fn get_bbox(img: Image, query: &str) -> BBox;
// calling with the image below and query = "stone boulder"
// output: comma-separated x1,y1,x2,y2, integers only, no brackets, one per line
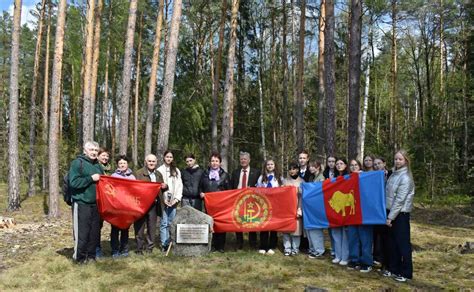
169,206,213,256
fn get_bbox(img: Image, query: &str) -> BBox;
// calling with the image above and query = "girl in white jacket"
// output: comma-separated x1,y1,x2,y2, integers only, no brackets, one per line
157,150,183,252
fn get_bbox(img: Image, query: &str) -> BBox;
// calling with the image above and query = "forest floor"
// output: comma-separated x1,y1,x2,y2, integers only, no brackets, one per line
0,184,473,291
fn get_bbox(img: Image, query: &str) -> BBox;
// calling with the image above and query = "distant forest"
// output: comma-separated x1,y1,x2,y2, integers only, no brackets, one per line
1,0,473,214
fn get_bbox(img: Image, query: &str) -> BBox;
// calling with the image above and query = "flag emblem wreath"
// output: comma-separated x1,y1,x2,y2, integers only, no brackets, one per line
232,192,272,229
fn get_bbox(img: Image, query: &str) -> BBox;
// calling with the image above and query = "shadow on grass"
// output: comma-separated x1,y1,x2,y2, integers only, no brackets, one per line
56,247,74,259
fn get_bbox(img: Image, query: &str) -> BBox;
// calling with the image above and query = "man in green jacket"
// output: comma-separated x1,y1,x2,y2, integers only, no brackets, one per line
69,141,103,263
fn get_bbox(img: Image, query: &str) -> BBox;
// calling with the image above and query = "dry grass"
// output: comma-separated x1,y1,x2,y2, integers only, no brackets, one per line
0,184,473,290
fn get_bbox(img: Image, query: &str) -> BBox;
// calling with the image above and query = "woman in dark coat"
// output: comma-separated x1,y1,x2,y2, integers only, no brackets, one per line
199,152,230,252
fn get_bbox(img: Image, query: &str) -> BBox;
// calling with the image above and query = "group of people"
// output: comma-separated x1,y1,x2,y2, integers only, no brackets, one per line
68,141,414,283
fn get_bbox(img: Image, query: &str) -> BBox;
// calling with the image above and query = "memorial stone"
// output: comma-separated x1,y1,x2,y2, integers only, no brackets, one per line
170,205,213,256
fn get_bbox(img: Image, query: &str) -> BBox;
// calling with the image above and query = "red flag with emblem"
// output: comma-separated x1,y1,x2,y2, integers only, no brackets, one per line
322,173,363,227
96,176,161,229
204,186,298,233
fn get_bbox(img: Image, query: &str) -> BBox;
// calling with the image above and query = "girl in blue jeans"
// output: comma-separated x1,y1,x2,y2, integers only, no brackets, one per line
330,158,349,265
157,150,183,252
347,159,373,272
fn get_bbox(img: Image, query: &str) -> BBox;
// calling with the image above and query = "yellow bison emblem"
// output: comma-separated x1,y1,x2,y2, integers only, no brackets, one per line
329,190,356,216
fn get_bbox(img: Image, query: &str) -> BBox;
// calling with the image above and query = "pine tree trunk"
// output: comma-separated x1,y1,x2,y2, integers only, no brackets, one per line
156,0,183,158
48,0,67,218
118,0,138,155
281,0,289,168
389,0,398,151
257,24,267,160
324,0,336,156
8,0,22,211
90,0,103,137
316,0,326,159
296,0,306,153
27,0,47,197
211,0,227,152
42,2,52,191
347,0,362,160
102,0,113,147
82,0,96,143
220,0,240,172
132,14,143,167
144,0,164,157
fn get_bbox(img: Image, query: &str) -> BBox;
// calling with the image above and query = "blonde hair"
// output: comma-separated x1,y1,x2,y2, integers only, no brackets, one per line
395,149,415,186
395,149,411,170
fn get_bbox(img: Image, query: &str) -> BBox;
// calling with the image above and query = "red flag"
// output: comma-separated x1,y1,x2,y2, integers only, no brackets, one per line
204,186,298,233
323,173,363,227
96,176,161,229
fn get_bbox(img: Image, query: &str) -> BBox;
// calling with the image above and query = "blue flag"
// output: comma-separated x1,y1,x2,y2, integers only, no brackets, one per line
302,171,386,229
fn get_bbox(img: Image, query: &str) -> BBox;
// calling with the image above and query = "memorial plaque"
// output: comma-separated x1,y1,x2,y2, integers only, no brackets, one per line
176,224,209,244
170,206,214,256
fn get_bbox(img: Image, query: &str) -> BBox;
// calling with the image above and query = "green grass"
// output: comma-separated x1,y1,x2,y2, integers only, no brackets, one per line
1,184,473,290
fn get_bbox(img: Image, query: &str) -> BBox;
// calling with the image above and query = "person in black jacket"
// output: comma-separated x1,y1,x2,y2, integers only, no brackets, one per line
298,150,313,182
230,151,261,250
181,153,204,211
200,152,231,252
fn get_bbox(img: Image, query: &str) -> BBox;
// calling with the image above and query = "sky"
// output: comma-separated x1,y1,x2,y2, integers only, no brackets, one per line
1,0,41,29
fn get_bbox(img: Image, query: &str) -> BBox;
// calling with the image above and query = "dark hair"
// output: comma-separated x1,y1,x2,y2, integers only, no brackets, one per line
98,147,110,156
323,156,339,178
298,150,309,157
335,158,349,176
349,159,363,173
309,160,324,175
184,153,195,160
261,159,283,185
375,156,386,163
163,150,178,176
209,151,222,163
116,154,129,164
363,154,375,171
288,161,300,170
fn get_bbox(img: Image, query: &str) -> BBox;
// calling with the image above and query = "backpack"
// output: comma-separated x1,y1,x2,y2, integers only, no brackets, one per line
63,159,83,206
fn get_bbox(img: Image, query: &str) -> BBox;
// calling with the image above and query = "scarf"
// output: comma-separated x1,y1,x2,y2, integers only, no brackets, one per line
266,174,274,188
209,168,220,181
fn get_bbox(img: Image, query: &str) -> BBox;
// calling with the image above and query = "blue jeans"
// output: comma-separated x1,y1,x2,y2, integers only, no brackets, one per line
331,227,349,261
160,206,177,248
329,228,336,255
282,233,301,253
348,225,373,265
307,229,325,254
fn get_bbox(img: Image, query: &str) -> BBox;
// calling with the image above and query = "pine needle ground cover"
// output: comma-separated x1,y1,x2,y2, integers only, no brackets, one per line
0,185,472,290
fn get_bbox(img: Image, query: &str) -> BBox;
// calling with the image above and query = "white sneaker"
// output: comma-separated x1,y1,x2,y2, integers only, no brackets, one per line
258,249,266,254
339,260,348,266
266,249,275,255
332,258,341,264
